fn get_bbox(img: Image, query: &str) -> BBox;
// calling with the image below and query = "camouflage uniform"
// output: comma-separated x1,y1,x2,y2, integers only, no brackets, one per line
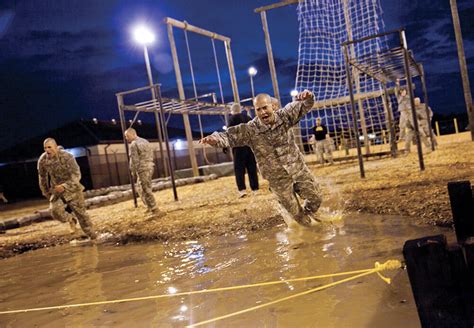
38,149,96,238
396,93,412,141
129,137,157,211
416,104,437,147
404,104,432,152
210,97,322,225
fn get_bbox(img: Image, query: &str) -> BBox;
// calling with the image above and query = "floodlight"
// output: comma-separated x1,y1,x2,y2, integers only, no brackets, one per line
132,25,155,45
248,66,257,77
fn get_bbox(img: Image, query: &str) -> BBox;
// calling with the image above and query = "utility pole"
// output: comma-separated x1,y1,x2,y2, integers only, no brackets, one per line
450,0,474,141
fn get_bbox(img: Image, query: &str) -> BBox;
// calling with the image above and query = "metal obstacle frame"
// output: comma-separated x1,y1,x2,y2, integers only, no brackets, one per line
116,84,178,206
342,28,436,178
163,17,241,177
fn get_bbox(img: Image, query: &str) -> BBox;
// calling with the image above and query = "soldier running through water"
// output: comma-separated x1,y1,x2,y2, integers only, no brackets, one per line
124,128,166,219
200,90,322,227
37,138,96,240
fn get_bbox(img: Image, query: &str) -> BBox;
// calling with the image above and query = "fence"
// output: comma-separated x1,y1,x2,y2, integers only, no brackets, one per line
86,146,232,189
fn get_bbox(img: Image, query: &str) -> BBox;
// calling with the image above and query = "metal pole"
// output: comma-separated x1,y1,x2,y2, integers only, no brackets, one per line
166,23,199,177
343,45,365,178
400,30,424,171
224,40,240,103
260,11,281,104
343,0,370,155
116,94,138,207
382,83,397,157
250,74,255,99
419,64,436,151
155,85,178,201
143,46,168,176
450,0,474,141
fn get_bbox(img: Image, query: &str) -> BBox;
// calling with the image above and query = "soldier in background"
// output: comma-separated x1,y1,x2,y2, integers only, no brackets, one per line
200,90,322,227
395,79,411,142
124,128,165,218
312,117,334,165
37,138,96,239
227,103,259,198
416,99,437,148
404,98,432,152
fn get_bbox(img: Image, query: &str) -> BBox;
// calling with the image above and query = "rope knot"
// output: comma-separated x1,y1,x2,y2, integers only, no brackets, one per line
374,260,402,284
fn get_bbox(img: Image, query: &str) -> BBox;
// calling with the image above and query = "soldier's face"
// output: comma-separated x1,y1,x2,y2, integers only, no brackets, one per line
44,141,58,158
255,98,275,125
124,132,134,143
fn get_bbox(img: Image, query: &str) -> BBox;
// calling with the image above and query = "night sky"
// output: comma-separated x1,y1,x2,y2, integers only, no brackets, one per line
1,0,473,152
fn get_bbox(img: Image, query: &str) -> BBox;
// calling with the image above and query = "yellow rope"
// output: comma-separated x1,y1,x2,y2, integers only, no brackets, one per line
0,260,401,316
186,260,401,327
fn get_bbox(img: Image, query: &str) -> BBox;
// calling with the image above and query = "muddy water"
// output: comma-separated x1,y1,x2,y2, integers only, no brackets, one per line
0,214,450,327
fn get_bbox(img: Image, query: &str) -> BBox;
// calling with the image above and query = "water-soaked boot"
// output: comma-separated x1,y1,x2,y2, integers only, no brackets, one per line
293,212,312,227
68,217,82,235
302,200,322,223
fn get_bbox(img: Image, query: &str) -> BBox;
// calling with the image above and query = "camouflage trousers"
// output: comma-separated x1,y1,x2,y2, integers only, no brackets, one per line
50,192,96,239
137,167,156,211
399,111,412,140
314,140,334,164
270,166,322,222
404,121,431,152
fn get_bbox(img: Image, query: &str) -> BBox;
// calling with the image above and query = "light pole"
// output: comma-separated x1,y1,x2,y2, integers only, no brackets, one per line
132,25,168,176
248,66,257,100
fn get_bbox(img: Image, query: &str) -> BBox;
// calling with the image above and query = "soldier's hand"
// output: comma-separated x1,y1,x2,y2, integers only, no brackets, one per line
296,90,313,101
199,136,218,145
54,184,65,193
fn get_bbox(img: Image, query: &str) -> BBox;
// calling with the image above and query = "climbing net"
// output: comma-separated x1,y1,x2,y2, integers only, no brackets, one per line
295,0,399,151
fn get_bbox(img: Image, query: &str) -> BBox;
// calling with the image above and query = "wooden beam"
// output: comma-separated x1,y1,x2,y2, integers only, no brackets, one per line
260,11,281,104
310,88,395,110
164,17,230,42
254,0,300,13
224,40,240,103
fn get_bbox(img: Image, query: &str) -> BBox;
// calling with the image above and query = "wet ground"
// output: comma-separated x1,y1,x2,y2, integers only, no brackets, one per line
0,213,452,327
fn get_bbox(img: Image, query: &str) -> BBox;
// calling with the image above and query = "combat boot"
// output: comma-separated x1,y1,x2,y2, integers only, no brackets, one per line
146,207,166,220
68,217,82,235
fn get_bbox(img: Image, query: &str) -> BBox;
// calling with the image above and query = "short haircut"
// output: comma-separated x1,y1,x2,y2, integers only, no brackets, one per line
125,128,137,136
43,137,57,146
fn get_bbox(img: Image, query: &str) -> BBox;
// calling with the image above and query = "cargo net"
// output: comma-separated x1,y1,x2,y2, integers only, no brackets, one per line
294,0,399,152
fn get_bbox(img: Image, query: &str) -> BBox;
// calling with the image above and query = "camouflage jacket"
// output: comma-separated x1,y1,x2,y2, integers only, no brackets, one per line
129,137,154,174
396,94,410,113
210,97,315,181
416,105,433,122
37,149,84,200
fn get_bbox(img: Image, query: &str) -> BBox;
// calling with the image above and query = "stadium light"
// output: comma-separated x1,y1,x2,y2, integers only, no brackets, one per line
248,66,257,100
132,25,155,45
248,66,257,77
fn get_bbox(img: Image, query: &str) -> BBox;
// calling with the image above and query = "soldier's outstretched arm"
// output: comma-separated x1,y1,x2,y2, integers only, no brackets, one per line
199,123,251,148
280,90,315,126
